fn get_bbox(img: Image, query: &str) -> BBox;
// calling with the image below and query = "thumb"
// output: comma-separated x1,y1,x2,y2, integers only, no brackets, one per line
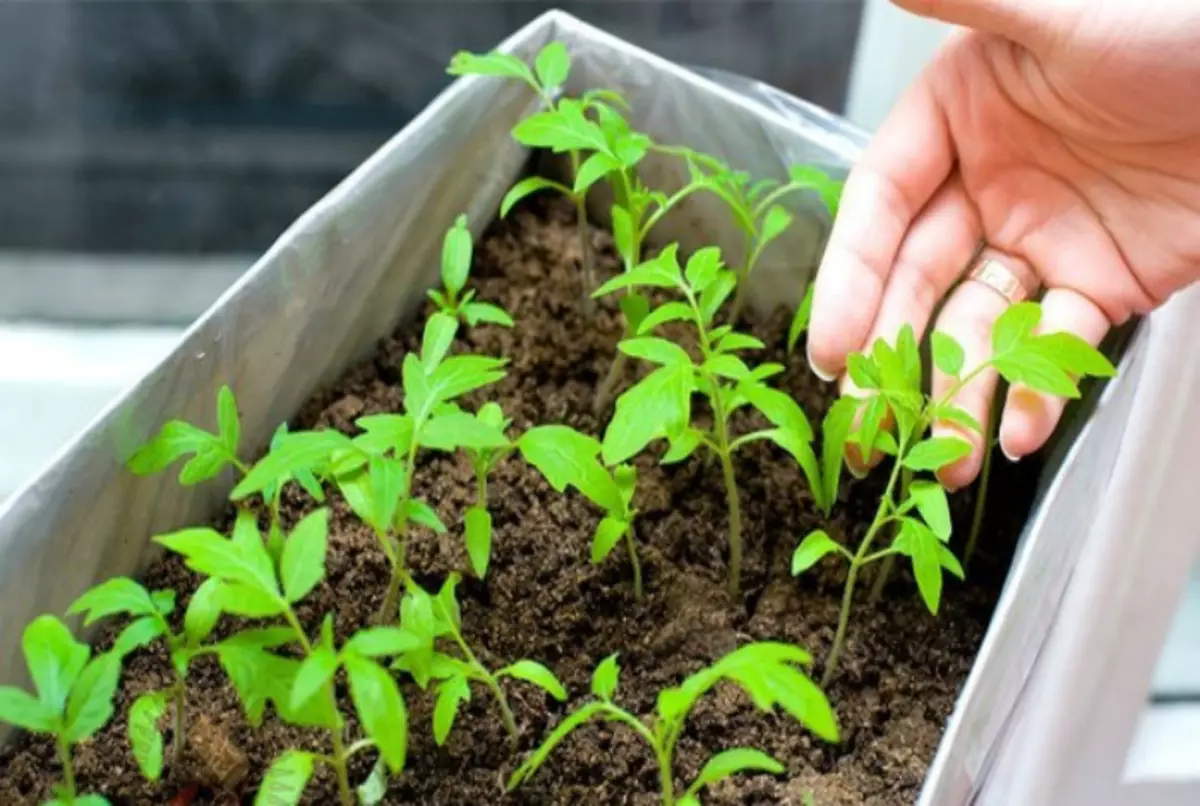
891,0,1067,47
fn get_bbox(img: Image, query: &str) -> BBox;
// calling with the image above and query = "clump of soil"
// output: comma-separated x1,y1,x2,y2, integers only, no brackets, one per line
0,195,1038,805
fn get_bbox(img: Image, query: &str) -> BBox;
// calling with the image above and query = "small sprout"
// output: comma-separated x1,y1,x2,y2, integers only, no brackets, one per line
128,384,246,484
428,215,514,329
593,245,825,595
517,425,643,599
390,574,566,748
798,302,1117,685
457,402,512,577
0,615,123,805
509,642,837,804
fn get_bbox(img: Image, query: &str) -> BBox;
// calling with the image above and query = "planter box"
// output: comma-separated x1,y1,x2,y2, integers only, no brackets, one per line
2,10,1199,805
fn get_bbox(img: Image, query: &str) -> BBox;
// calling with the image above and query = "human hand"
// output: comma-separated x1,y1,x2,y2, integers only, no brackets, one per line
807,0,1200,489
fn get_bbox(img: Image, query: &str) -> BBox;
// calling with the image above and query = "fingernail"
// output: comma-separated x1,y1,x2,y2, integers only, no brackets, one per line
806,343,837,383
1000,442,1021,463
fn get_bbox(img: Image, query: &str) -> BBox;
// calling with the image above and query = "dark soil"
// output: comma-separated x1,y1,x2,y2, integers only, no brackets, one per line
0,195,1038,805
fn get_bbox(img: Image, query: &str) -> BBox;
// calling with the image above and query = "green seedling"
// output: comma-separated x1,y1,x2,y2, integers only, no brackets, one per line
229,312,509,621
128,384,247,483
155,508,410,806
592,244,828,595
508,643,837,805
657,147,843,323
795,302,1117,685
429,215,514,328
517,425,643,600
390,574,566,749
0,615,123,805
454,402,513,578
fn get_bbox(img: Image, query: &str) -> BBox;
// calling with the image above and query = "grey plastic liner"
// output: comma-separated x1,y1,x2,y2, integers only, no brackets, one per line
2,10,1197,804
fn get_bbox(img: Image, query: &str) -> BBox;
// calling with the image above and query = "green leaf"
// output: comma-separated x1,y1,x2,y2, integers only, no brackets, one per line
355,414,415,457
903,437,972,471
357,757,389,805
1033,332,1116,377
464,506,492,578
217,385,240,455
787,164,844,216
896,520,943,615
401,499,448,534
421,355,509,411
993,352,1080,398
507,701,607,790
740,383,812,441
447,50,535,84
290,648,338,713
602,364,693,465
662,427,704,464
113,617,167,657
632,302,688,337
610,205,636,269
64,652,122,743
216,583,286,619
433,674,471,746
716,332,764,353
345,655,408,774
128,690,169,781
687,748,784,795
500,176,563,217
618,293,652,335
500,660,567,701
787,283,815,353
440,214,472,297
231,430,354,500
846,353,881,390
0,686,57,733
909,480,952,541
591,653,620,701
534,41,570,88
367,454,406,536
420,411,509,452
791,530,844,575
992,301,1042,354
685,247,724,291
343,627,421,658
618,337,692,368
184,578,224,645
698,271,737,324
591,516,628,564
68,578,157,626
23,615,88,715
574,152,619,194
518,426,623,513
759,205,793,250
929,404,984,435
435,574,463,632
702,354,751,381
857,394,888,459
462,301,515,328
757,429,822,500
593,245,682,297
128,420,219,477
819,396,857,515
931,331,965,377
939,543,966,580
280,508,328,603
254,750,315,806
421,313,459,371
512,105,608,155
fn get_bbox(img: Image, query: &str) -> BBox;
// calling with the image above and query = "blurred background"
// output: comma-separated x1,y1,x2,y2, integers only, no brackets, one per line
1,0,1194,769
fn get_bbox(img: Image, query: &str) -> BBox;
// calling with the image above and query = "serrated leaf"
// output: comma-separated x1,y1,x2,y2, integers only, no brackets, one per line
0,686,57,733
464,506,492,578
688,748,784,795
685,247,724,291
68,578,157,626
462,301,515,327
128,690,169,781
447,50,535,84
421,313,459,371
232,430,354,500
401,499,448,534
534,41,570,88
423,355,509,412
500,176,563,217
618,337,692,368
23,615,88,715
255,750,315,806
791,530,843,575
591,516,628,564
512,105,608,155
280,508,328,603
931,331,964,377
903,437,972,471
433,674,471,746
574,152,619,194
354,414,415,457
591,654,620,700
993,352,1080,398
847,353,881,390
1032,332,1115,377
346,655,408,774
740,383,812,440
64,652,122,743
602,364,693,465
636,301,692,335
518,426,623,513
420,411,509,452
500,660,567,701
593,245,681,297
128,420,216,476
290,648,338,713
113,616,167,657
662,427,704,464
909,480,952,541
992,301,1041,354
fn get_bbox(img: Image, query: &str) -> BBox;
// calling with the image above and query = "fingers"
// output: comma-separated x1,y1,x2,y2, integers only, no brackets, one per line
998,288,1110,460
841,173,982,475
890,0,1067,48
807,65,954,381
929,252,1039,490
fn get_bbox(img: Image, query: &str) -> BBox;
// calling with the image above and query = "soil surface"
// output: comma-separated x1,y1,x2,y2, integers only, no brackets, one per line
0,195,1039,805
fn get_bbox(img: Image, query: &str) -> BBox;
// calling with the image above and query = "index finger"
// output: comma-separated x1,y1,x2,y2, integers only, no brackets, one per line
807,63,956,381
